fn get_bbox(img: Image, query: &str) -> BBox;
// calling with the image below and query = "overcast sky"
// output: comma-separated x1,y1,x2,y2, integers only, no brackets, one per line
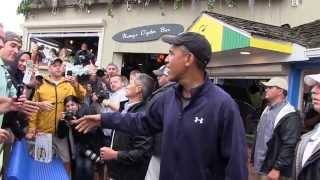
0,0,25,34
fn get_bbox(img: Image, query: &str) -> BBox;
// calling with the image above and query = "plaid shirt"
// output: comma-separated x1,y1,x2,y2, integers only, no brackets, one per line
0,58,17,125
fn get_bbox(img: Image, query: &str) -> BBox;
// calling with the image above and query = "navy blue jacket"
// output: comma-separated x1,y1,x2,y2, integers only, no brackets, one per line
101,76,248,180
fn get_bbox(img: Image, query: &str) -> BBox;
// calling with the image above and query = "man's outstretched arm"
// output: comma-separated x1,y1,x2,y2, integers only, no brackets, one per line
74,97,165,136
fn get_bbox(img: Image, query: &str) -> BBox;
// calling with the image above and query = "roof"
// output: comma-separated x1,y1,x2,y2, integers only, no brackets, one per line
204,11,320,48
292,20,320,48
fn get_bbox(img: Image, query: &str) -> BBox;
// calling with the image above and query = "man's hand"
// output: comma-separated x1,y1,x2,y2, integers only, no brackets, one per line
0,96,14,113
91,93,98,102
0,96,38,115
21,102,38,116
25,132,35,140
25,129,36,140
267,169,280,180
72,114,101,133
37,101,54,111
0,128,11,143
100,147,118,160
65,75,79,88
85,63,97,77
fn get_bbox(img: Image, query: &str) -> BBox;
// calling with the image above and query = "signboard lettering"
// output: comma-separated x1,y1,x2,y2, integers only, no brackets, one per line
113,24,184,43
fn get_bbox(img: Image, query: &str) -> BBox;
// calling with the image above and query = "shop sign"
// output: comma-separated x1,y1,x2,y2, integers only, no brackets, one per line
112,24,184,43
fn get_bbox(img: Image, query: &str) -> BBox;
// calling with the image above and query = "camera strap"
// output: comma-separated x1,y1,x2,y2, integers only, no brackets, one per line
110,130,115,149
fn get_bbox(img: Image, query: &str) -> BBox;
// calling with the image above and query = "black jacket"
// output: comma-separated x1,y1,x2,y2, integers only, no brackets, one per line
296,149,320,180
146,82,175,157
260,111,302,177
293,124,320,180
57,104,107,155
107,101,153,180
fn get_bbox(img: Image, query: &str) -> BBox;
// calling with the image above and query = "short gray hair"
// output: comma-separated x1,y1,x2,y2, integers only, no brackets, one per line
134,73,155,100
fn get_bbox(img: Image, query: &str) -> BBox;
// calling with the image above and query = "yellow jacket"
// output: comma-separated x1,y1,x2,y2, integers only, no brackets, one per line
28,76,86,134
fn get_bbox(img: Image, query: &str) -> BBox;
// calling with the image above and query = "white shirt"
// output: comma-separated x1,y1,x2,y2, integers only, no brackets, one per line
105,88,127,112
302,124,320,166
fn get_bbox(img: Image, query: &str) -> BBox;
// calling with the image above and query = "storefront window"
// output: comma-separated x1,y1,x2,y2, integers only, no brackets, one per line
27,32,100,69
217,79,267,137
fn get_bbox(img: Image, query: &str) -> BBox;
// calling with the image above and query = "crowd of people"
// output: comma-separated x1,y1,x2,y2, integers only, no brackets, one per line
0,21,320,180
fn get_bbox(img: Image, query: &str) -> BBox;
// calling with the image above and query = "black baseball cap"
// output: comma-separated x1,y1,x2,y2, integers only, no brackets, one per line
161,32,212,68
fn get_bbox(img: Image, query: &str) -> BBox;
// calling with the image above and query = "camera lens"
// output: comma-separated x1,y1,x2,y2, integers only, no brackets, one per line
84,149,103,164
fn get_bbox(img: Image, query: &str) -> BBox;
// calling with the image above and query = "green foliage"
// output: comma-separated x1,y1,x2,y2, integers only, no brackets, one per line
17,0,33,16
106,2,114,17
173,0,183,10
16,0,237,18
225,0,236,7
207,0,216,9
159,0,165,16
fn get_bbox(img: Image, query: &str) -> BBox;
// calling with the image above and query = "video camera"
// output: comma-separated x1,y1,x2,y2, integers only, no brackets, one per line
57,110,79,138
96,90,109,104
84,149,104,165
75,50,94,66
64,111,77,121
75,128,108,166
96,69,105,78
64,63,91,85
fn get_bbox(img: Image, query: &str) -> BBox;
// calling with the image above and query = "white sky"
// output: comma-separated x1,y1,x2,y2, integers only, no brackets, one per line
0,0,25,35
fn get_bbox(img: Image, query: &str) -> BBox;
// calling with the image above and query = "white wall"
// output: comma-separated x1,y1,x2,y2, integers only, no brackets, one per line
23,1,320,67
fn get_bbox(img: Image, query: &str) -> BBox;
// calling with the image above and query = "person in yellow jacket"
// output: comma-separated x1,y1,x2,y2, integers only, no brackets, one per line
26,58,86,177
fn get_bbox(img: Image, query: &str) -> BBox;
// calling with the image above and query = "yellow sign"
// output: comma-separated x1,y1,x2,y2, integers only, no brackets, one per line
190,14,293,54
250,37,293,54
190,15,223,52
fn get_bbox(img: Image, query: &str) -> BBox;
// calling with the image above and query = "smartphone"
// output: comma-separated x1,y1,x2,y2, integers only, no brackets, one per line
23,60,33,84
16,84,24,98
66,70,73,76
65,63,73,77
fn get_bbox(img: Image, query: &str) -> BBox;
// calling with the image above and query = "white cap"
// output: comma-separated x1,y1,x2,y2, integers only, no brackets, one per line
304,74,320,86
153,65,169,76
261,77,288,91
35,71,42,77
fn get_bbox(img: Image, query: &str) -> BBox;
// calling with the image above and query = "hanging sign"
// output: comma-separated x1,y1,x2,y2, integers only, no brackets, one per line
112,24,184,43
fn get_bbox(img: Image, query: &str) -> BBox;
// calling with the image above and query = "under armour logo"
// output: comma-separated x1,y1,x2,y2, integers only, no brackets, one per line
194,117,204,124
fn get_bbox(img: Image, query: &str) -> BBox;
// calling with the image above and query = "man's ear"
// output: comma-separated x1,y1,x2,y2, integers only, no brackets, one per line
136,85,143,94
184,53,195,67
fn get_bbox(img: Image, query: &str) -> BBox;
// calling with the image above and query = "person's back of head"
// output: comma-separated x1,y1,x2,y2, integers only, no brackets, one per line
134,73,155,100
129,69,141,82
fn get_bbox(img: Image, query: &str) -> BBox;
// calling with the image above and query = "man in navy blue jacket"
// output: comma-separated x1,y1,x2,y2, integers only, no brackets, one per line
73,32,248,180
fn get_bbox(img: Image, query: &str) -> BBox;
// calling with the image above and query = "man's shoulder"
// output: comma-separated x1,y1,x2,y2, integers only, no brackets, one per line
279,103,298,117
150,82,176,99
205,83,235,103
